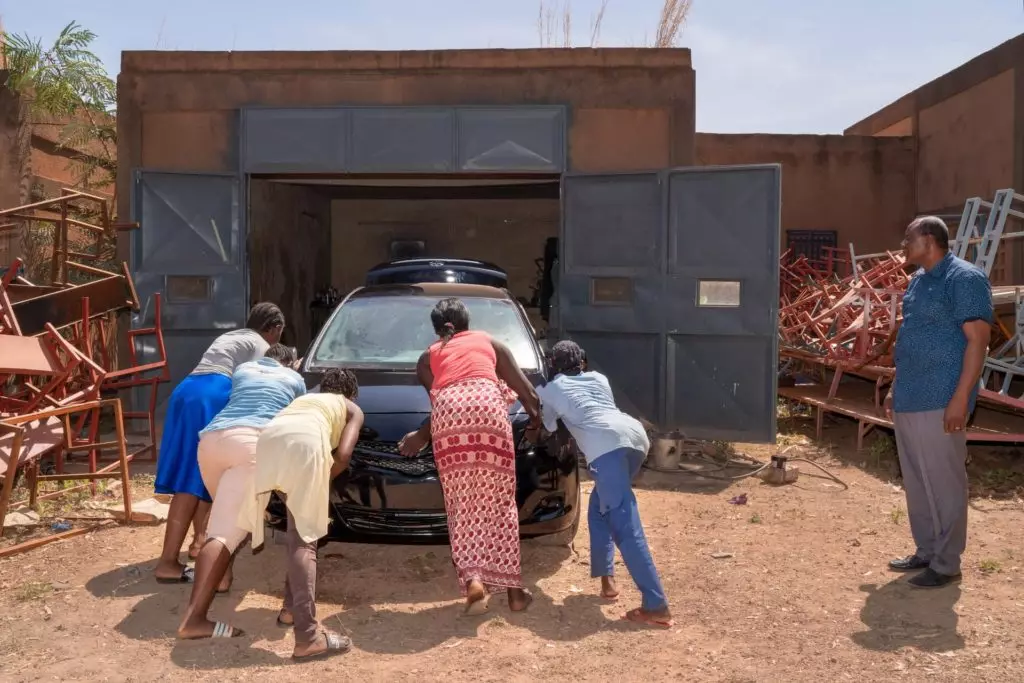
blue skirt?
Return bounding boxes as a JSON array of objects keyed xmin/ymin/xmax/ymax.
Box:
[{"xmin": 154, "ymin": 373, "xmax": 232, "ymax": 502}]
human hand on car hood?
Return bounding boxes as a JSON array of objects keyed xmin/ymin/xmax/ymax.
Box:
[{"xmin": 398, "ymin": 429, "xmax": 429, "ymax": 457}]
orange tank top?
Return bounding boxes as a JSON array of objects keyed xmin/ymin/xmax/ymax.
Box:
[{"xmin": 428, "ymin": 330, "xmax": 498, "ymax": 391}]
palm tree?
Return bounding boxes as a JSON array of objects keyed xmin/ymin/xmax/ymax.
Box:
[{"xmin": 2, "ymin": 21, "xmax": 116, "ymax": 192}]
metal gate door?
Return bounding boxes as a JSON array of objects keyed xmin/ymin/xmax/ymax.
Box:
[
  {"xmin": 130, "ymin": 171, "xmax": 245, "ymax": 413},
  {"xmin": 558, "ymin": 165, "xmax": 781, "ymax": 443}
]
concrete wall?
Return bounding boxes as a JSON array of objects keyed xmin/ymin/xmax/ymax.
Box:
[
  {"xmin": 330, "ymin": 196, "xmax": 558, "ymax": 299},
  {"xmin": 117, "ymin": 48, "xmax": 697, "ymax": 321},
  {"xmin": 249, "ymin": 180, "xmax": 331, "ymax": 351},
  {"xmin": 116, "ymin": 48, "xmax": 696, "ymax": 216},
  {"xmin": 915, "ymin": 69, "xmax": 1015, "ymax": 213},
  {"xmin": 696, "ymin": 133, "xmax": 917, "ymax": 256},
  {"xmin": 845, "ymin": 33, "xmax": 1024, "ymax": 282},
  {"xmin": 0, "ymin": 83, "xmax": 31, "ymax": 265}
]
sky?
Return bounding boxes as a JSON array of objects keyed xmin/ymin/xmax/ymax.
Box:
[{"xmin": 4, "ymin": 0, "xmax": 1024, "ymax": 133}]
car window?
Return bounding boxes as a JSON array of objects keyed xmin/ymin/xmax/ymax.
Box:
[{"xmin": 312, "ymin": 295, "xmax": 539, "ymax": 370}]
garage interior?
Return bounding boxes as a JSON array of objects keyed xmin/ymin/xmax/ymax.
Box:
[{"xmin": 248, "ymin": 174, "xmax": 561, "ymax": 353}]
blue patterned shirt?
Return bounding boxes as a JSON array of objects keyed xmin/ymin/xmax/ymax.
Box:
[
  {"xmin": 200, "ymin": 358, "xmax": 306, "ymax": 434},
  {"xmin": 893, "ymin": 252, "xmax": 992, "ymax": 414}
]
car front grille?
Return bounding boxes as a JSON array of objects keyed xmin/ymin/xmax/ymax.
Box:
[
  {"xmin": 353, "ymin": 440, "xmax": 437, "ymax": 477},
  {"xmin": 334, "ymin": 504, "xmax": 449, "ymax": 535}
]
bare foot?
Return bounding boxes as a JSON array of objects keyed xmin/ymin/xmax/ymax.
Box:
[
  {"xmin": 508, "ymin": 588, "xmax": 533, "ymax": 612},
  {"xmin": 154, "ymin": 561, "xmax": 192, "ymax": 583},
  {"xmin": 622, "ymin": 606, "xmax": 674, "ymax": 629},
  {"xmin": 216, "ymin": 564, "xmax": 233, "ymax": 593},
  {"xmin": 188, "ymin": 535, "xmax": 205, "ymax": 560},
  {"xmin": 600, "ymin": 576, "xmax": 619, "ymax": 600},
  {"xmin": 464, "ymin": 580, "xmax": 489, "ymax": 615},
  {"xmin": 292, "ymin": 630, "xmax": 351, "ymax": 660},
  {"xmin": 176, "ymin": 618, "xmax": 244, "ymax": 640},
  {"xmin": 277, "ymin": 608, "xmax": 294, "ymax": 627}
]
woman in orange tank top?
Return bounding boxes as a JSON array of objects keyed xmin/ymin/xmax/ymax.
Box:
[{"xmin": 399, "ymin": 297, "xmax": 541, "ymax": 615}]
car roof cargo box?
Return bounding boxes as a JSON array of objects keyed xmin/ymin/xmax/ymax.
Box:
[{"xmin": 365, "ymin": 259, "xmax": 508, "ymax": 288}]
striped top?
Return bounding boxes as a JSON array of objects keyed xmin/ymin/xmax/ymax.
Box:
[{"xmin": 200, "ymin": 358, "xmax": 306, "ymax": 435}]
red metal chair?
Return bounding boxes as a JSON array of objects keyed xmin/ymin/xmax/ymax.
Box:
[
  {"xmin": 100, "ymin": 293, "xmax": 169, "ymax": 461},
  {"xmin": 0, "ymin": 258, "xmax": 23, "ymax": 336},
  {"xmin": 0, "ymin": 396, "xmax": 133, "ymax": 538}
]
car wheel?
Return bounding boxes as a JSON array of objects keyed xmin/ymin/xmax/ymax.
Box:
[{"xmin": 532, "ymin": 508, "xmax": 581, "ymax": 548}]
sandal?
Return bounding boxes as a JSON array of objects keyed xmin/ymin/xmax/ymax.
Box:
[
  {"xmin": 292, "ymin": 631, "xmax": 351, "ymax": 660},
  {"xmin": 622, "ymin": 608, "xmax": 674, "ymax": 629},
  {"xmin": 178, "ymin": 621, "xmax": 245, "ymax": 640},
  {"xmin": 155, "ymin": 566, "xmax": 194, "ymax": 584}
]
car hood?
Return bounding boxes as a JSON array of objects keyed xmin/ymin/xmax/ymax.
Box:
[{"xmin": 304, "ymin": 367, "xmax": 530, "ymax": 442}]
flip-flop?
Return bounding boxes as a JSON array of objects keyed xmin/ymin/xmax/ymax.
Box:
[
  {"xmin": 277, "ymin": 610, "xmax": 294, "ymax": 628},
  {"xmin": 292, "ymin": 631, "xmax": 351, "ymax": 660},
  {"xmin": 155, "ymin": 566, "xmax": 194, "ymax": 584},
  {"xmin": 211, "ymin": 621, "xmax": 245, "ymax": 639},
  {"xmin": 622, "ymin": 608, "xmax": 674, "ymax": 629},
  {"xmin": 179, "ymin": 621, "xmax": 245, "ymax": 640}
]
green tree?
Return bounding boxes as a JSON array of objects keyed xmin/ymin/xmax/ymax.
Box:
[{"xmin": 2, "ymin": 21, "xmax": 117, "ymax": 191}]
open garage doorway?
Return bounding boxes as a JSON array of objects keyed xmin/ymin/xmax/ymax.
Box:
[{"xmin": 247, "ymin": 174, "xmax": 561, "ymax": 354}]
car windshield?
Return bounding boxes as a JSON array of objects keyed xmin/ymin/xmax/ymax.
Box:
[{"xmin": 312, "ymin": 295, "xmax": 539, "ymax": 370}]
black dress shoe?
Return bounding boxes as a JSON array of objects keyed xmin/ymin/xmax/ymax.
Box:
[
  {"xmin": 908, "ymin": 568, "xmax": 962, "ymax": 589},
  {"xmin": 888, "ymin": 555, "xmax": 930, "ymax": 572}
]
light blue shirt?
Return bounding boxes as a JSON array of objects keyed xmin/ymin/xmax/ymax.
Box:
[
  {"xmin": 200, "ymin": 358, "xmax": 306, "ymax": 435},
  {"xmin": 537, "ymin": 371, "xmax": 650, "ymax": 465}
]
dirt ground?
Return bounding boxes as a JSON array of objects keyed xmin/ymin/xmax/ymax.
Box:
[{"xmin": 2, "ymin": 411, "xmax": 1023, "ymax": 683}]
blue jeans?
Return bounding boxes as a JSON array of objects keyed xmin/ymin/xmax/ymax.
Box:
[{"xmin": 588, "ymin": 447, "xmax": 668, "ymax": 612}]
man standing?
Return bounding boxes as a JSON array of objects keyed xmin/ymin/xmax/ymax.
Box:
[{"xmin": 884, "ymin": 216, "xmax": 992, "ymax": 588}]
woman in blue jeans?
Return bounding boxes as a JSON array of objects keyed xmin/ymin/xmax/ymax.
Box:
[{"xmin": 533, "ymin": 341, "xmax": 672, "ymax": 628}]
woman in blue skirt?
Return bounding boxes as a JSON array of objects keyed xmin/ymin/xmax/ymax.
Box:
[{"xmin": 153, "ymin": 302, "xmax": 286, "ymax": 585}]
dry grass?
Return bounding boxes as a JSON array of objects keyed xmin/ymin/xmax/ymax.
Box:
[
  {"xmin": 654, "ymin": 0, "xmax": 692, "ymax": 47},
  {"xmin": 536, "ymin": 0, "xmax": 687, "ymax": 48},
  {"xmin": 537, "ymin": 0, "xmax": 609, "ymax": 48}
]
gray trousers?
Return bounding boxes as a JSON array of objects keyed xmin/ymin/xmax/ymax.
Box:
[
  {"xmin": 283, "ymin": 511, "xmax": 320, "ymax": 645},
  {"xmin": 893, "ymin": 410, "xmax": 969, "ymax": 576}
]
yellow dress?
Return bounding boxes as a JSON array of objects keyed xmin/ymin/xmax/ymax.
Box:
[{"xmin": 238, "ymin": 393, "xmax": 348, "ymax": 550}]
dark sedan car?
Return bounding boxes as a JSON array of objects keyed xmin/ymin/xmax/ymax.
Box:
[{"xmin": 266, "ymin": 282, "xmax": 580, "ymax": 546}]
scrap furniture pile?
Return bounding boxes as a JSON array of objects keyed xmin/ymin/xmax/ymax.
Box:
[
  {"xmin": 0, "ymin": 190, "xmax": 168, "ymax": 543},
  {"xmin": 778, "ymin": 187, "xmax": 1024, "ymax": 449}
]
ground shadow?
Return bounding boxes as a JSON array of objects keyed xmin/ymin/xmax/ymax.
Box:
[
  {"xmin": 851, "ymin": 577, "xmax": 964, "ymax": 653},
  {"xmin": 328, "ymin": 585, "xmax": 640, "ymax": 655},
  {"xmin": 82, "ymin": 540, "xmax": 582, "ymax": 669},
  {"xmin": 631, "ymin": 460, "xmax": 738, "ymax": 495},
  {"xmin": 85, "ymin": 558, "xmax": 287, "ymax": 668}
]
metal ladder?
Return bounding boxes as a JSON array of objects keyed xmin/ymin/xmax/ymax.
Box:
[
  {"xmin": 974, "ymin": 189, "xmax": 1022, "ymax": 277},
  {"xmin": 951, "ymin": 197, "xmax": 987, "ymax": 261},
  {"xmin": 949, "ymin": 189, "xmax": 1024, "ymax": 278}
]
